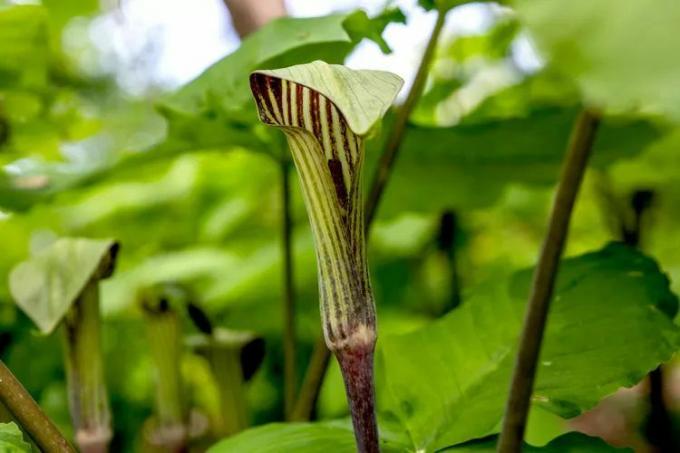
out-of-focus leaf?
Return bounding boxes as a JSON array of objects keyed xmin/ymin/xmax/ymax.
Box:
[
  {"xmin": 373, "ymin": 109, "xmax": 662, "ymax": 217},
  {"xmin": 252, "ymin": 60, "xmax": 403, "ymax": 136},
  {"xmin": 0, "ymin": 422, "xmax": 32, "ymax": 453},
  {"xmin": 9, "ymin": 237, "xmax": 118, "ymax": 333},
  {"xmin": 380, "ymin": 243, "xmax": 679, "ymax": 450},
  {"xmin": 516, "ymin": 0, "xmax": 680, "ymax": 120},
  {"xmin": 443, "ymin": 432, "xmax": 628, "ymax": 452},
  {"xmin": 418, "ymin": 0, "xmax": 506, "ymax": 13},
  {"xmin": 343, "ymin": 8, "xmax": 406, "ymax": 54},
  {"xmin": 159, "ymin": 11, "xmax": 402, "ymax": 120},
  {"xmin": 0, "ymin": 5, "xmax": 49, "ymax": 90},
  {"xmin": 207, "ymin": 421, "xmax": 408, "ymax": 453}
]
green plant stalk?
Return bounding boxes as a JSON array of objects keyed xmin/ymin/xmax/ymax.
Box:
[
  {"xmin": 251, "ymin": 73, "xmax": 380, "ymax": 452},
  {"xmin": 0, "ymin": 361, "xmax": 76, "ymax": 453},
  {"xmin": 497, "ymin": 109, "xmax": 600, "ymax": 452},
  {"xmin": 145, "ymin": 307, "xmax": 188, "ymax": 450},
  {"xmin": 62, "ymin": 281, "xmax": 112, "ymax": 453},
  {"xmin": 280, "ymin": 158, "xmax": 298, "ymax": 420},
  {"xmin": 208, "ymin": 347, "xmax": 248, "ymax": 436}
]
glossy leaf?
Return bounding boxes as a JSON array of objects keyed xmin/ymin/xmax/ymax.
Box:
[
  {"xmin": 380, "ymin": 243, "xmax": 679, "ymax": 450},
  {"xmin": 9, "ymin": 237, "xmax": 119, "ymax": 333}
]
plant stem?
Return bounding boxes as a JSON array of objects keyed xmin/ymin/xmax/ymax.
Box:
[
  {"xmin": 209, "ymin": 348, "xmax": 248, "ymax": 436},
  {"xmin": 336, "ymin": 341, "xmax": 378, "ymax": 453},
  {"xmin": 497, "ymin": 109, "xmax": 600, "ymax": 453},
  {"xmin": 0, "ymin": 361, "xmax": 76, "ymax": 453},
  {"xmin": 280, "ymin": 158, "xmax": 298, "ymax": 420},
  {"xmin": 292, "ymin": 10, "xmax": 447, "ymax": 421},
  {"xmin": 144, "ymin": 302, "xmax": 187, "ymax": 451},
  {"xmin": 63, "ymin": 281, "xmax": 112, "ymax": 453},
  {"xmin": 365, "ymin": 9, "xmax": 446, "ymax": 228},
  {"xmin": 290, "ymin": 335, "xmax": 331, "ymax": 421}
]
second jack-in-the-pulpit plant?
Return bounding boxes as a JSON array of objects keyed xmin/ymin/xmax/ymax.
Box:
[
  {"xmin": 250, "ymin": 61, "xmax": 402, "ymax": 452},
  {"xmin": 9, "ymin": 238, "xmax": 119, "ymax": 453}
]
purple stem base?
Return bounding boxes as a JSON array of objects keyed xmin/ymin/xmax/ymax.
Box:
[{"xmin": 335, "ymin": 342, "xmax": 379, "ymax": 453}]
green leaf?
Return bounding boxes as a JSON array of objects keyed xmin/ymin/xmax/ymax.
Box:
[
  {"xmin": 252, "ymin": 60, "xmax": 403, "ymax": 136},
  {"xmin": 343, "ymin": 8, "xmax": 406, "ymax": 54},
  {"xmin": 159, "ymin": 10, "xmax": 402, "ymax": 120},
  {"xmin": 380, "ymin": 243, "xmax": 679, "ymax": 450},
  {"xmin": 9, "ymin": 237, "xmax": 119, "ymax": 333},
  {"xmin": 443, "ymin": 432, "xmax": 628, "ymax": 452},
  {"xmin": 0, "ymin": 423, "xmax": 31, "ymax": 453},
  {"xmin": 207, "ymin": 421, "xmax": 408, "ymax": 453},
  {"xmin": 516, "ymin": 0, "xmax": 680, "ymax": 120},
  {"xmin": 373, "ymin": 108, "xmax": 662, "ymax": 216},
  {"xmin": 0, "ymin": 5, "xmax": 49, "ymax": 90},
  {"xmin": 418, "ymin": 0, "xmax": 505, "ymax": 13}
]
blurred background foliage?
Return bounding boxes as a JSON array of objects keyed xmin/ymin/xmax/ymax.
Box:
[{"xmin": 0, "ymin": 0, "xmax": 678, "ymax": 451}]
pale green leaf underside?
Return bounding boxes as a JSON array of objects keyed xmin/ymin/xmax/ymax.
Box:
[
  {"xmin": 9, "ymin": 237, "xmax": 117, "ymax": 333},
  {"xmin": 253, "ymin": 60, "xmax": 403, "ymax": 136},
  {"xmin": 381, "ymin": 243, "xmax": 679, "ymax": 450},
  {"xmin": 0, "ymin": 423, "xmax": 32, "ymax": 453}
]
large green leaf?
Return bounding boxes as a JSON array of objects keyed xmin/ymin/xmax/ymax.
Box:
[
  {"xmin": 0, "ymin": 423, "xmax": 31, "ymax": 453},
  {"xmin": 159, "ymin": 10, "xmax": 403, "ymax": 121},
  {"xmin": 443, "ymin": 432, "xmax": 627, "ymax": 452},
  {"xmin": 373, "ymin": 108, "xmax": 662, "ymax": 217},
  {"xmin": 515, "ymin": 0, "xmax": 680, "ymax": 121},
  {"xmin": 207, "ymin": 422, "xmax": 622, "ymax": 452},
  {"xmin": 207, "ymin": 421, "xmax": 408, "ymax": 453},
  {"xmin": 253, "ymin": 60, "xmax": 403, "ymax": 136},
  {"xmin": 9, "ymin": 237, "xmax": 118, "ymax": 333},
  {"xmin": 380, "ymin": 243, "xmax": 679, "ymax": 450}
]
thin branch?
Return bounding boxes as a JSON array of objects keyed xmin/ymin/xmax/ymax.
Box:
[
  {"xmin": 292, "ymin": 9, "xmax": 448, "ymax": 420},
  {"xmin": 290, "ymin": 336, "xmax": 331, "ymax": 421},
  {"xmin": 281, "ymin": 159, "xmax": 298, "ymax": 420},
  {"xmin": 0, "ymin": 361, "xmax": 76, "ymax": 453},
  {"xmin": 497, "ymin": 109, "xmax": 600, "ymax": 453},
  {"xmin": 365, "ymin": 10, "xmax": 447, "ymax": 228}
]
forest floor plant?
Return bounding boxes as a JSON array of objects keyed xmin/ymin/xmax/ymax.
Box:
[
  {"xmin": 9, "ymin": 238, "xmax": 119, "ymax": 453},
  {"xmin": 250, "ymin": 61, "xmax": 402, "ymax": 452}
]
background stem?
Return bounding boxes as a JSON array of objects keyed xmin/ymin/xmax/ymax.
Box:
[
  {"xmin": 497, "ymin": 109, "xmax": 600, "ymax": 452},
  {"xmin": 292, "ymin": 9, "xmax": 447, "ymax": 420},
  {"xmin": 144, "ymin": 302, "xmax": 187, "ymax": 451},
  {"xmin": 63, "ymin": 281, "xmax": 112, "ymax": 453},
  {"xmin": 290, "ymin": 335, "xmax": 331, "ymax": 421},
  {"xmin": 0, "ymin": 361, "xmax": 76, "ymax": 453},
  {"xmin": 364, "ymin": 10, "xmax": 446, "ymax": 229},
  {"xmin": 281, "ymin": 159, "xmax": 298, "ymax": 420},
  {"xmin": 209, "ymin": 349, "xmax": 248, "ymax": 436}
]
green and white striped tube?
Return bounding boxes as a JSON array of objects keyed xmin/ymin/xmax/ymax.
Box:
[{"xmin": 249, "ymin": 61, "xmax": 402, "ymax": 352}]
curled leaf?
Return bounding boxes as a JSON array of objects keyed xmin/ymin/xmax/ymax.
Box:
[{"xmin": 9, "ymin": 238, "xmax": 119, "ymax": 334}]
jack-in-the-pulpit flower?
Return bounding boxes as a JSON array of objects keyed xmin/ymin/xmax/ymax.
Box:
[{"xmin": 250, "ymin": 60, "xmax": 402, "ymax": 452}]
